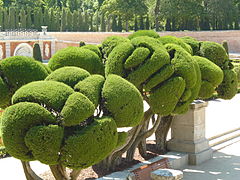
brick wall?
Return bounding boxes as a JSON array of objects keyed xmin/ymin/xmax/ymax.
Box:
[{"xmin": 49, "ymin": 31, "xmax": 240, "ymax": 53}]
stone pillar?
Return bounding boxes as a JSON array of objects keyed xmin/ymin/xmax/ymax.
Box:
[
  {"xmin": 5, "ymin": 42, "xmax": 10, "ymax": 57},
  {"xmin": 151, "ymin": 169, "xmax": 183, "ymax": 180},
  {"xmin": 167, "ymin": 100, "xmax": 213, "ymax": 165}
]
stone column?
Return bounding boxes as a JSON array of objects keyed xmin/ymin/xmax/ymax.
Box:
[
  {"xmin": 167, "ymin": 100, "xmax": 213, "ymax": 165},
  {"xmin": 5, "ymin": 42, "xmax": 10, "ymax": 57}
]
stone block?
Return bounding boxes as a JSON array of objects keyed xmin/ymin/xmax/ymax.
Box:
[
  {"xmin": 150, "ymin": 169, "xmax": 183, "ymax": 180},
  {"xmin": 188, "ymin": 148, "xmax": 213, "ymax": 165},
  {"xmin": 168, "ymin": 138, "xmax": 210, "ymax": 153}
]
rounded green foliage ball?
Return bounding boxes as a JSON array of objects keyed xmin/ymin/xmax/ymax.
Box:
[
  {"xmin": 181, "ymin": 36, "xmax": 200, "ymax": 55},
  {"xmin": 198, "ymin": 41, "xmax": 229, "ymax": 68},
  {"xmin": 102, "ymin": 75, "xmax": 144, "ymax": 127},
  {"xmin": 149, "ymin": 77, "xmax": 186, "ymax": 115},
  {"xmin": 25, "ymin": 125, "xmax": 64, "ymax": 165},
  {"xmin": 74, "ymin": 75, "xmax": 105, "ymax": 107},
  {"xmin": 1, "ymin": 102, "xmax": 56, "ymax": 161},
  {"xmin": 61, "ymin": 92, "xmax": 95, "ymax": 126},
  {"xmin": 12, "ymin": 81, "xmax": 74, "ymax": 111},
  {"xmin": 165, "ymin": 44, "xmax": 197, "ymax": 89},
  {"xmin": 217, "ymin": 69, "xmax": 238, "ymax": 99},
  {"xmin": 159, "ymin": 36, "xmax": 193, "ymax": 55},
  {"xmin": 128, "ymin": 30, "xmax": 160, "ymax": 40},
  {"xmin": 48, "ymin": 47, "xmax": 104, "ymax": 75},
  {"xmin": 60, "ymin": 117, "xmax": 118, "ymax": 169},
  {"xmin": 81, "ymin": 44, "xmax": 102, "ymax": 58},
  {"xmin": 0, "ymin": 56, "xmax": 49, "ymax": 91},
  {"xmin": 194, "ymin": 56, "xmax": 223, "ymax": 99},
  {"xmin": 45, "ymin": 67, "xmax": 90, "ymax": 88},
  {"xmin": 101, "ymin": 36, "xmax": 130, "ymax": 58}
]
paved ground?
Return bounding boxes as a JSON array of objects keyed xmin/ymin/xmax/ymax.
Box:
[
  {"xmin": 0, "ymin": 95, "xmax": 240, "ymax": 180},
  {"xmin": 181, "ymin": 141, "xmax": 240, "ymax": 180}
]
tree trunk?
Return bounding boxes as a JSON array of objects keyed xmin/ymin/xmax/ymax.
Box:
[
  {"xmin": 49, "ymin": 164, "xmax": 69, "ymax": 180},
  {"xmin": 98, "ymin": 109, "xmax": 153, "ymax": 171},
  {"xmin": 70, "ymin": 170, "xmax": 81, "ymax": 180},
  {"xmin": 21, "ymin": 161, "xmax": 43, "ymax": 180},
  {"xmin": 125, "ymin": 19, "xmax": 129, "ymax": 32},
  {"xmin": 155, "ymin": 115, "xmax": 174, "ymax": 153}
]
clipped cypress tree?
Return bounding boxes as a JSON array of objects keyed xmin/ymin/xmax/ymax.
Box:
[
  {"xmin": 112, "ymin": 16, "xmax": 118, "ymax": 32},
  {"xmin": 90, "ymin": 14, "xmax": 94, "ymax": 31},
  {"xmin": 146, "ymin": 15, "xmax": 150, "ymax": 30},
  {"xmin": 83, "ymin": 12, "xmax": 89, "ymax": 31},
  {"xmin": 26, "ymin": 8, "xmax": 32, "ymax": 29},
  {"xmin": 139, "ymin": 16, "xmax": 144, "ymax": 30},
  {"xmin": 96, "ymin": 11, "xmax": 99, "ymax": 32},
  {"xmin": 61, "ymin": 8, "xmax": 67, "ymax": 32},
  {"xmin": 100, "ymin": 13, "xmax": 106, "ymax": 32},
  {"xmin": 55, "ymin": 12, "xmax": 61, "ymax": 31},
  {"xmin": 0, "ymin": 8, "xmax": 3, "ymax": 30},
  {"xmin": 49, "ymin": 8, "xmax": 55, "ymax": 31},
  {"xmin": 15, "ymin": 9, "xmax": 20, "ymax": 28},
  {"xmin": 66, "ymin": 9, "xmax": 73, "ymax": 32},
  {"xmin": 73, "ymin": 10, "xmax": 79, "ymax": 32},
  {"xmin": 20, "ymin": 9, "xmax": 26, "ymax": 28},
  {"xmin": 165, "ymin": 18, "xmax": 171, "ymax": 31},
  {"xmin": 33, "ymin": 43, "xmax": 43, "ymax": 62},
  {"xmin": 134, "ymin": 17, "xmax": 138, "ymax": 31},
  {"xmin": 234, "ymin": 20, "xmax": 239, "ymax": 30},
  {"xmin": 43, "ymin": 8, "xmax": 50, "ymax": 27},
  {"xmin": 117, "ymin": 16, "xmax": 123, "ymax": 32},
  {"xmin": 3, "ymin": 8, "xmax": 8, "ymax": 30},
  {"xmin": 9, "ymin": 7, "xmax": 16, "ymax": 29},
  {"xmin": 78, "ymin": 10, "xmax": 84, "ymax": 31}
]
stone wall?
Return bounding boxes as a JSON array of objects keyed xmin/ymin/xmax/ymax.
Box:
[{"xmin": 49, "ymin": 30, "xmax": 240, "ymax": 53}]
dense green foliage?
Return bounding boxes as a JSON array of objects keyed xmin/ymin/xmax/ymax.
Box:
[
  {"xmin": 0, "ymin": 56, "xmax": 49, "ymax": 108},
  {"xmin": 128, "ymin": 30, "xmax": 160, "ymax": 40},
  {"xmin": 33, "ymin": 43, "xmax": 43, "ymax": 62},
  {"xmin": 104, "ymin": 35, "xmax": 201, "ymax": 116},
  {"xmin": 1, "ymin": 102, "xmax": 56, "ymax": 161},
  {"xmin": 194, "ymin": 56, "xmax": 224, "ymax": 99},
  {"xmin": 1, "ymin": 68, "xmax": 144, "ymax": 170},
  {"xmin": 45, "ymin": 66, "xmax": 90, "ymax": 88},
  {"xmin": 48, "ymin": 47, "xmax": 104, "ymax": 75},
  {"xmin": 60, "ymin": 117, "xmax": 118, "ymax": 169},
  {"xmin": 74, "ymin": 75, "xmax": 105, "ymax": 107},
  {"xmin": 159, "ymin": 36, "xmax": 193, "ymax": 55},
  {"xmin": 12, "ymin": 81, "xmax": 74, "ymax": 111},
  {"xmin": 102, "ymin": 74, "xmax": 144, "ymax": 127}
]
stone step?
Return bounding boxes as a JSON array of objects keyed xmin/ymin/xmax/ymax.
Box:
[{"xmin": 209, "ymin": 128, "xmax": 240, "ymax": 151}]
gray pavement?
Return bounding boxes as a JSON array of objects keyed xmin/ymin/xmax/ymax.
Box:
[
  {"xmin": 0, "ymin": 94, "xmax": 240, "ymax": 180},
  {"xmin": 181, "ymin": 140, "xmax": 240, "ymax": 180}
]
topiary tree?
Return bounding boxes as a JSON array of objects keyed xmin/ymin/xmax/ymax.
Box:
[
  {"xmin": 102, "ymin": 35, "xmax": 202, "ymax": 168},
  {"xmin": 33, "ymin": 43, "xmax": 43, "ymax": 62},
  {"xmin": 193, "ymin": 56, "xmax": 224, "ymax": 99},
  {"xmin": 101, "ymin": 31, "xmax": 238, "ymax": 169},
  {"xmin": 1, "ymin": 67, "xmax": 144, "ymax": 180},
  {"xmin": 0, "ymin": 56, "xmax": 49, "ymax": 108},
  {"xmin": 198, "ymin": 41, "xmax": 238, "ymax": 99},
  {"xmin": 48, "ymin": 46, "xmax": 105, "ymax": 75}
]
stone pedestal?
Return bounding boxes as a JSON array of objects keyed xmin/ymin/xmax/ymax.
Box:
[{"xmin": 167, "ymin": 100, "xmax": 213, "ymax": 165}]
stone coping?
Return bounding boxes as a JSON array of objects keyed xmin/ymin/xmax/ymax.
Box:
[{"xmin": 97, "ymin": 152, "xmax": 188, "ymax": 180}]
